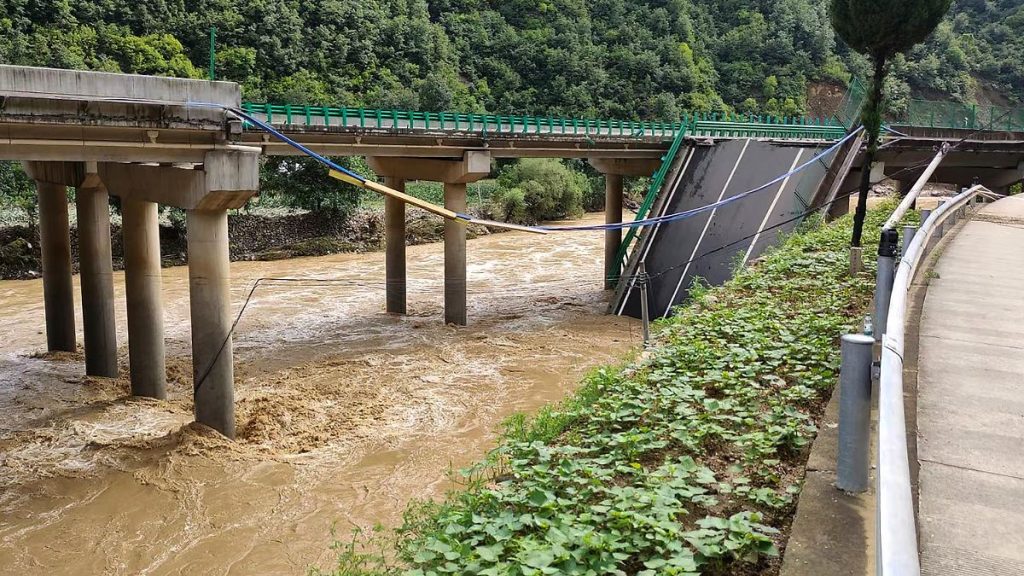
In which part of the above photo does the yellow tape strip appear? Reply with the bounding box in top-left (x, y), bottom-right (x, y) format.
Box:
top-left (328, 170), bottom-right (365, 188)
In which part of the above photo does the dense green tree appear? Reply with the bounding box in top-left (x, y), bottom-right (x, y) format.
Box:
top-left (260, 156), bottom-right (370, 217)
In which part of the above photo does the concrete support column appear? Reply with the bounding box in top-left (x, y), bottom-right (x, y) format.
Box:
top-left (76, 185), bottom-right (118, 377)
top-left (604, 173), bottom-right (624, 290)
top-left (122, 199), bottom-right (166, 398)
top-left (186, 210), bottom-right (235, 438)
top-left (383, 177), bottom-right (407, 315)
top-left (444, 182), bottom-right (468, 326)
top-left (36, 182), bottom-right (76, 352)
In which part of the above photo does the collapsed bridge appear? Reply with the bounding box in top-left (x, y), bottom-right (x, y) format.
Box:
top-left (2, 63), bottom-right (1023, 437)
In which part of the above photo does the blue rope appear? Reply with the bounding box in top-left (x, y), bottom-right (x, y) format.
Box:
top-left (227, 107), bottom-right (366, 183)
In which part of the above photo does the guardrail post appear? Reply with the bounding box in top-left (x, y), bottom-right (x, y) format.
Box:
top-left (875, 229), bottom-right (899, 342)
top-left (919, 209), bottom-right (932, 251)
top-left (902, 225), bottom-right (918, 257)
top-left (837, 333), bottom-right (874, 492)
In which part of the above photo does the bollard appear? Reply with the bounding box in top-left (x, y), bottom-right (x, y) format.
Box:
top-left (837, 333), bottom-right (874, 492)
top-left (902, 225), bottom-right (918, 256)
top-left (638, 262), bottom-right (651, 345)
top-left (874, 228), bottom-right (898, 342)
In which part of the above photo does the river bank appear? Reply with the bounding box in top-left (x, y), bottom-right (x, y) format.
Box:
top-left (316, 206), bottom-right (891, 576)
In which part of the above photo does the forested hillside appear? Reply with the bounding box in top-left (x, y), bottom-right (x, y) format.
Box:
top-left (1, 0), bottom-right (1021, 119)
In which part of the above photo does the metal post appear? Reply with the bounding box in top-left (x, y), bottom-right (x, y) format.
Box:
top-left (874, 228), bottom-right (898, 342)
top-left (209, 27), bottom-right (216, 81)
top-left (638, 262), bottom-right (651, 344)
top-left (902, 225), bottom-right (917, 257)
top-left (920, 209), bottom-right (932, 251)
top-left (837, 333), bottom-right (874, 492)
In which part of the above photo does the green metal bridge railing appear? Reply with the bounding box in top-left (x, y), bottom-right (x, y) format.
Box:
top-left (240, 102), bottom-right (847, 141)
top-left (609, 125), bottom-right (690, 284)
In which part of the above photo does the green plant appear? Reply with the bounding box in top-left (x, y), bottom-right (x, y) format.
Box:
top-left (488, 159), bottom-right (586, 224)
top-left (319, 202), bottom-right (894, 576)
top-left (0, 161), bottom-right (38, 232)
top-left (488, 187), bottom-right (528, 225)
top-left (261, 156), bottom-right (367, 218)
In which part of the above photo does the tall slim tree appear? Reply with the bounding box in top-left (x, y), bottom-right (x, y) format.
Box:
top-left (830, 0), bottom-right (952, 248)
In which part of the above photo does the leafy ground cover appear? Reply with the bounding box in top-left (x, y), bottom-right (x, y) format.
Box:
top-left (319, 204), bottom-right (891, 576)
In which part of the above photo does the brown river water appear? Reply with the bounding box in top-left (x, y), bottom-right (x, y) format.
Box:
top-left (0, 212), bottom-right (639, 575)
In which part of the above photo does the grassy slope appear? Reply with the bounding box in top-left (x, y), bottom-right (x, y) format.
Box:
top-left (321, 204), bottom-right (892, 576)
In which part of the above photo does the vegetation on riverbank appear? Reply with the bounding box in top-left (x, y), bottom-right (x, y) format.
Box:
top-left (316, 204), bottom-right (889, 576)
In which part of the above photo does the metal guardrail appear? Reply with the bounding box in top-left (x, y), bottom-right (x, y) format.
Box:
top-left (875, 184), bottom-right (994, 576)
top-left (239, 103), bottom-right (847, 141)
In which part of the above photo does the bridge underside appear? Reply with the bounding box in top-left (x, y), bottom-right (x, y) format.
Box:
top-left (834, 137), bottom-right (1024, 205)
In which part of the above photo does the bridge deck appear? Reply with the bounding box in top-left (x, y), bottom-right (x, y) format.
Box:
top-left (917, 195), bottom-right (1024, 575)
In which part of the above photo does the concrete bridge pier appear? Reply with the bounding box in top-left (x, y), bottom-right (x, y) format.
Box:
top-left (101, 149), bottom-right (259, 438)
top-left (590, 158), bottom-right (662, 290)
top-left (369, 152), bottom-right (490, 326)
top-left (444, 182), bottom-right (468, 326)
top-left (35, 180), bottom-right (76, 352)
top-left (27, 161), bottom-right (119, 374)
top-left (382, 177), bottom-right (407, 315)
top-left (121, 198), bottom-right (167, 398)
top-left (603, 174), bottom-right (624, 290)
top-left (75, 168), bottom-right (118, 378)
top-left (187, 209), bottom-right (235, 437)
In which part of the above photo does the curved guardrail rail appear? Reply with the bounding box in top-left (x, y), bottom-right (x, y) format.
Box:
top-left (239, 103), bottom-right (847, 141)
top-left (877, 184), bottom-right (994, 575)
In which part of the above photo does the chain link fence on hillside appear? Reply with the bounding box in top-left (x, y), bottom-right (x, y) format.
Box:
top-left (838, 77), bottom-right (1024, 132)
top-left (898, 100), bottom-right (1024, 132)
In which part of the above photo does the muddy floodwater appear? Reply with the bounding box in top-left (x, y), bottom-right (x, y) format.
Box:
top-left (0, 212), bottom-right (639, 575)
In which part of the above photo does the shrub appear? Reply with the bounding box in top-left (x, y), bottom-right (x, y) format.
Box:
top-left (582, 177), bottom-right (606, 212)
top-left (260, 156), bottom-right (364, 219)
top-left (488, 159), bottom-right (586, 224)
top-left (488, 187), bottom-right (528, 224)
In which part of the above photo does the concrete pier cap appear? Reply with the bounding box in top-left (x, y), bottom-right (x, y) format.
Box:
top-left (588, 157), bottom-right (662, 178)
top-left (368, 150), bottom-right (492, 184)
top-left (100, 149), bottom-right (260, 210)
top-left (588, 158), bottom-right (660, 289)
